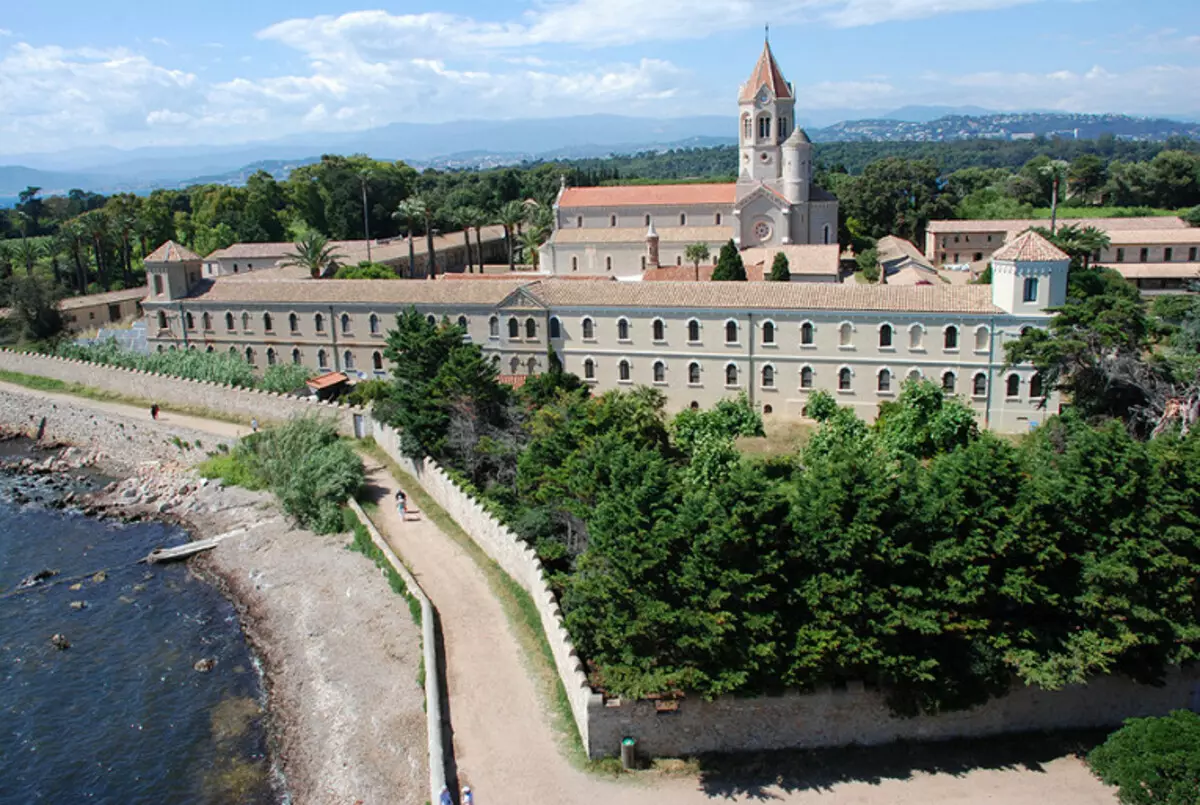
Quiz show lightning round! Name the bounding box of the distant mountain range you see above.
[1,110,1197,199]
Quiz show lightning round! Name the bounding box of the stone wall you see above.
[371,420,603,753]
[589,668,1200,759]
[0,349,365,435]
[0,383,229,472]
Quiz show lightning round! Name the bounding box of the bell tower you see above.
[737,35,795,184]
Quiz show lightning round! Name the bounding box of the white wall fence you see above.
[0,349,366,436]
[370,419,603,755]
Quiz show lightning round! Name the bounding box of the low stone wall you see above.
[590,669,1200,759]
[371,420,603,755]
[0,349,365,436]
[0,382,228,472]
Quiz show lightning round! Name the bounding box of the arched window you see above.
[605,256,612,272]
[716,213,722,226]
[688,319,701,342]
[975,326,990,351]
[185,312,194,330]
[839,322,853,347]
[344,351,355,371]
[757,115,771,139]
[206,345,214,354]
[645,214,651,226]
[742,114,751,139]
[373,351,384,372]
[973,373,987,397]
[909,324,924,349]
[652,319,665,342]
[725,320,738,344]
[525,318,536,339]
[610,214,617,227]
[679,213,686,226]
[489,316,499,338]
[907,368,921,384]
[878,368,892,393]
[1030,373,1044,398]
[266,348,277,366]
[1023,277,1039,303]
[762,321,775,345]
[292,348,301,365]
[583,358,596,380]
[508,317,519,338]
[510,357,520,374]
[800,366,814,389]
[427,314,436,327]
[762,365,775,388]
[571,256,578,271]
[823,224,831,245]
[527,356,538,375]
[582,317,595,340]
[653,361,666,383]
[289,313,299,333]
[801,321,814,346]
[317,349,328,369]
[1006,373,1021,397]
[879,323,893,348]
[169,345,176,352]
[725,363,738,386]
[690,401,700,410]
[153,275,164,295]
[314,313,325,333]
[457,315,468,330]
[944,325,959,350]
[156,311,168,330]
[763,404,773,415]
[688,362,701,384]
[263,312,273,332]
[369,314,380,335]
[942,371,956,392]
[202,312,212,330]
[225,312,235,331]
[241,312,250,331]
[619,359,631,382]
[245,346,255,364]
[838,367,852,391]
[617,318,630,341]
[548,317,560,339]
[335,314,348,334]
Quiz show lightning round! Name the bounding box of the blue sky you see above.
[1,0,1197,155]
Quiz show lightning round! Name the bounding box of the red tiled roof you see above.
[307,372,349,391]
[497,375,528,389]
[558,184,735,208]
[991,230,1070,262]
[739,41,792,103]
[146,240,202,263]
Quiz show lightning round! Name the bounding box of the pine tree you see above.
[711,239,746,281]
[769,252,790,282]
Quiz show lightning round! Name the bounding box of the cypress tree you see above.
[711,239,747,281]
[769,252,790,281]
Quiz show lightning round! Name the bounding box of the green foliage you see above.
[672,393,764,452]
[58,340,259,387]
[1088,711,1200,805]
[282,231,344,278]
[768,251,790,281]
[802,389,839,422]
[333,261,397,279]
[1182,205,1200,227]
[874,379,979,459]
[8,275,64,343]
[197,451,267,491]
[343,378,393,407]
[856,247,880,283]
[711,239,746,281]
[974,265,993,284]
[259,363,314,394]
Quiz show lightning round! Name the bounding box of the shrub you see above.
[1088,711,1200,805]
[260,363,314,394]
[197,450,266,491]
[856,247,880,283]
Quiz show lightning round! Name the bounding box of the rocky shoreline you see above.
[0,392,427,805]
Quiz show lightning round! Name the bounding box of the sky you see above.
[0,0,1197,156]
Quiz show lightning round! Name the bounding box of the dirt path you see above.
[0,379,248,440]
[361,459,1118,805]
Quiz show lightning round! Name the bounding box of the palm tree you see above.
[282,231,344,279]
[1040,159,1070,235]
[0,241,13,280]
[465,206,491,274]
[13,238,43,277]
[397,195,437,279]
[450,207,476,273]
[61,219,91,292]
[358,168,374,263]
[685,243,710,282]
[80,211,110,288]
[496,201,526,272]
[391,201,419,278]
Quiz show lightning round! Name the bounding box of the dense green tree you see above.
[1089,711,1200,805]
[768,251,790,281]
[711,239,746,281]
[333,262,396,279]
[838,157,952,246]
[8,275,63,342]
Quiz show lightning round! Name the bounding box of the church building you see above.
[539,41,841,281]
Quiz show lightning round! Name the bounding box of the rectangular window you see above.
[153,275,164,295]
[1023,277,1039,303]
[1116,248,1125,262]
[1140,247,1149,263]
[1190,247,1197,261]
[1164,247,1173,262]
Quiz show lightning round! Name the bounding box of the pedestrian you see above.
[396,489,407,519]
[250,417,259,433]
[150,404,159,420]
[438,785,453,805]
[461,785,473,804]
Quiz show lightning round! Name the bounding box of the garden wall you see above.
[0,350,365,435]
[371,419,603,754]
[589,668,1200,759]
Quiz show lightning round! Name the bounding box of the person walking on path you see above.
[150,404,159,420]
[439,785,453,805]
[250,417,259,433]
[395,489,407,520]
[461,785,474,804]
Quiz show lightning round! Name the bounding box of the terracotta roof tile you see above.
[145,240,202,263]
[991,230,1070,262]
[739,41,792,102]
[558,184,735,209]
[174,277,531,307]
[59,287,147,310]
[927,216,1187,234]
[737,244,840,277]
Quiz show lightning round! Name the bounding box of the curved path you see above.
[0,380,1115,804]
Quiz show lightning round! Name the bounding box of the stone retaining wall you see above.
[371,420,603,755]
[0,349,365,436]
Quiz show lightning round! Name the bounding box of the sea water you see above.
[0,472,277,804]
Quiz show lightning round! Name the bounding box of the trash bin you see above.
[620,736,637,770]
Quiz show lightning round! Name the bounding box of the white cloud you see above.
[146,109,192,126]
[0,29,12,37]
[150,37,169,46]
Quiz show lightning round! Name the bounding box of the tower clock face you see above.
[756,90,769,106]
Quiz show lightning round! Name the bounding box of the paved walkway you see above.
[0,381,1116,804]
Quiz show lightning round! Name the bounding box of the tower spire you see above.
[765,23,769,44]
